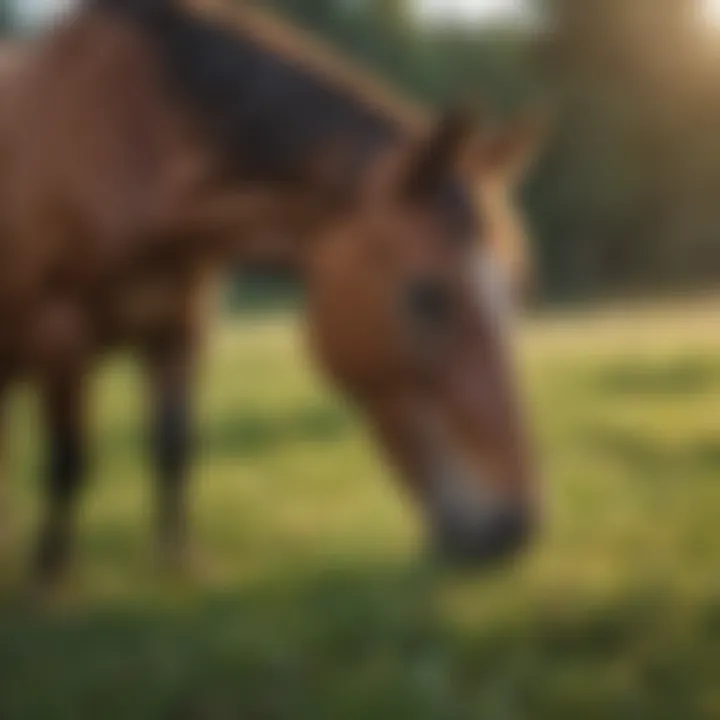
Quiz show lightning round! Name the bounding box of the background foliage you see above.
[263,0,720,301]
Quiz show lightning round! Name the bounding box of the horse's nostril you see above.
[434,508,533,567]
[407,281,452,328]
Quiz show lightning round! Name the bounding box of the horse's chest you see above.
[103,272,200,342]
[4,270,215,379]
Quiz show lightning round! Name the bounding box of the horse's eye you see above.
[406,280,452,330]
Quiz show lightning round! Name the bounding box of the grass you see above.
[3,302,720,719]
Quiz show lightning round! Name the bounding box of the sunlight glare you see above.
[704,0,720,27]
[417,0,529,25]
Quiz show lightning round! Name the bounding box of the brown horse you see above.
[0,0,542,586]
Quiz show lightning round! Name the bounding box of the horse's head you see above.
[306,111,544,566]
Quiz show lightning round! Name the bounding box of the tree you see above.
[0,0,12,35]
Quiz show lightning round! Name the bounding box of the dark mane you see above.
[91,0,429,184]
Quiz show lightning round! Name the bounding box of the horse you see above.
[0,0,543,588]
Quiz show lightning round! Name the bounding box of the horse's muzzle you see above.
[432,505,534,567]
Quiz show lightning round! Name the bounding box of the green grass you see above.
[3,302,720,719]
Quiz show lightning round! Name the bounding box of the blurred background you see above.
[3,1,720,719]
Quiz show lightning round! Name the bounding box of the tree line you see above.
[267,0,720,301]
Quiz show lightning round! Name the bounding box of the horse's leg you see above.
[0,380,11,556]
[34,364,88,586]
[145,336,197,570]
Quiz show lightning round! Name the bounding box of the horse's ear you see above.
[479,110,550,183]
[402,110,474,199]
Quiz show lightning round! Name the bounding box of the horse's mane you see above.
[87,0,430,184]
[185,1,429,135]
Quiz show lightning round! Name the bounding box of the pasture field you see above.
[2,301,720,719]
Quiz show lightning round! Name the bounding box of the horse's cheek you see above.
[307,273,397,391]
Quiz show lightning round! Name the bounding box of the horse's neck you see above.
[11,5,413,280]
[96,0,410,187]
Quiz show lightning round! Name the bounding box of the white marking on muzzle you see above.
[432,459,505,531]
[418,410,505,530]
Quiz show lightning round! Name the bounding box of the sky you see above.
[13,0,530,27]
[416,0,531,24]
[11,0,73,28]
